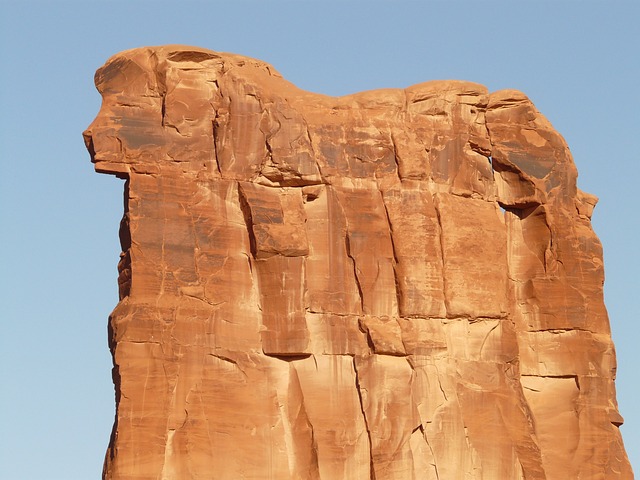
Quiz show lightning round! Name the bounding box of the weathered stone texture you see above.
[84,45,633,479]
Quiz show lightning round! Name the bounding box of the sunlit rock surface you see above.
[84,45,632,480]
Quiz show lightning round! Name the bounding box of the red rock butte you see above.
[84,45,632,479]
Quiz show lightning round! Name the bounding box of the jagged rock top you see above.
[86,45,577,202]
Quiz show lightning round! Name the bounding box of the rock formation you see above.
[84,45,633,479]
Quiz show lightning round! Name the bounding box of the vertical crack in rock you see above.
[344,225,365,313]
[237,182,258,259]
[421,425,440,480]
[116,179,132,300]
[86,46,632,480]
[353,357,376,480]
[380,188,403,318]
[211,119,222,176]
[432,196,449,318]
[478,321,500,359]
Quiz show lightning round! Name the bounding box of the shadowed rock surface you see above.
[84,45,633,479]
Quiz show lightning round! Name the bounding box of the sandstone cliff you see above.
[84,45,633,479]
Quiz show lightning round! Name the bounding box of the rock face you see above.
[84,46,632,479]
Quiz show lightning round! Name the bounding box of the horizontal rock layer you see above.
[84,45,632,479]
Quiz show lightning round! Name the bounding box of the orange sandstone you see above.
[84,45,632,479]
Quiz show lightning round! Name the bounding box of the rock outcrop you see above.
[84,45,633,479]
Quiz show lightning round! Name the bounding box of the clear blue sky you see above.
[1,1,637,478]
